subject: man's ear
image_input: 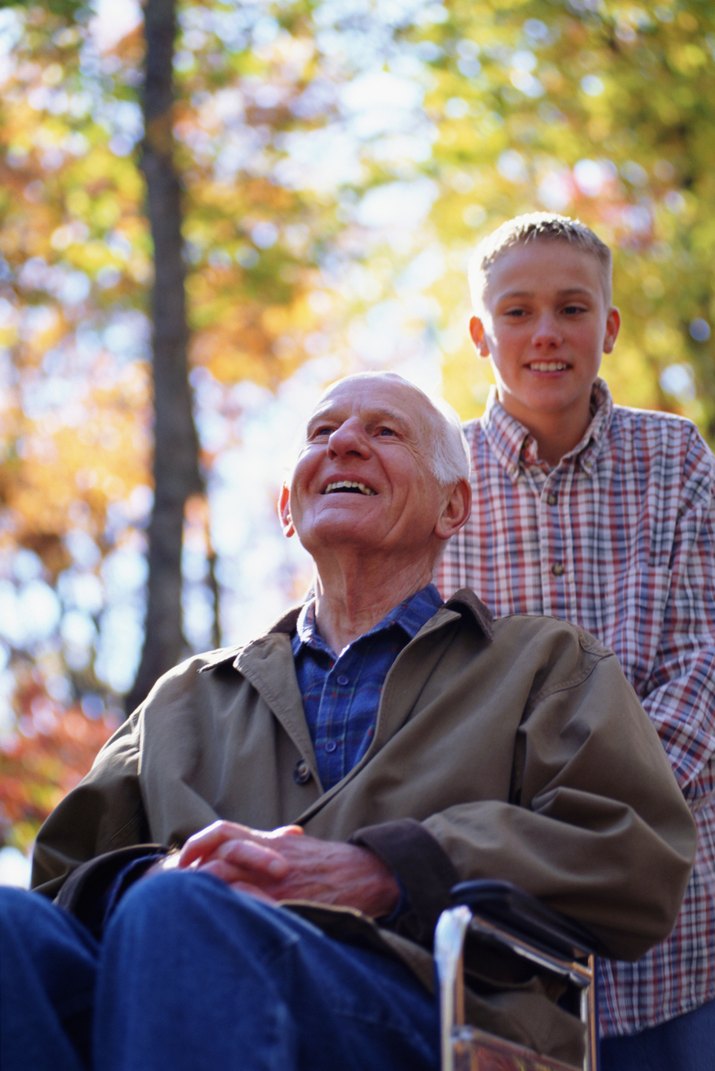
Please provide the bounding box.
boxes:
[435,479,472,542]
[603,306,621,354]
[278,483,295,538]
[469,315,491,358]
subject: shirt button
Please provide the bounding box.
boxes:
[551,562,565,577]
[546,492,557,505]
[336,674,349,686]
[293,759,312,785]
[324,741,337,753]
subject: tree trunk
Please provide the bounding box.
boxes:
[126,0,203,713]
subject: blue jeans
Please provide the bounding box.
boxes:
[0,872,440,1071]
[600,998,715,1071]
[0,885,97,1071]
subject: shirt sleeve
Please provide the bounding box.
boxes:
[639,427,715,795]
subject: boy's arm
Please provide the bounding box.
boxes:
[638,429,715,795]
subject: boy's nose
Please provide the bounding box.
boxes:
[532,312,563,346]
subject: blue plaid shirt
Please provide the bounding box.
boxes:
[292,584,443,790]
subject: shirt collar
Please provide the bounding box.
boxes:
[293,583,444,658]
[482,377,613,479]
[199,584,493,674]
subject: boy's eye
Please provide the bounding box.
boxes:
[503,307,527,318]
[563,304,587,316]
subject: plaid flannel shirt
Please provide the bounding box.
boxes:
[435,378,715,1036]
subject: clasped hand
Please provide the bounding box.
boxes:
[154,820,400,919]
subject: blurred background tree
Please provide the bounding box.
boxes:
[1,0,714,858]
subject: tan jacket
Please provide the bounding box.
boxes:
[32,591,694,1060]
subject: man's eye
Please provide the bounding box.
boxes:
[376,426,397,437]
[309,425,334,440]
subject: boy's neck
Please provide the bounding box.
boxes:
[502,396,595,467]
[533,425,582,467]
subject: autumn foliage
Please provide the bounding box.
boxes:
[0,670,117,855]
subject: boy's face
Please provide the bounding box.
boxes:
[470,240,620,436]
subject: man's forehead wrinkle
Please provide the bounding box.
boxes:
[308,401,412,431]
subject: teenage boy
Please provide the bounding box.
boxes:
[435,212,715,1071]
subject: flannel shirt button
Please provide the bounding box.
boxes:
[546,492,557,505]
[551,562,565,577]
[293,759,312,785]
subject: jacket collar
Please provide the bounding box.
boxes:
[441,587,494,640]
[199,587,494,674]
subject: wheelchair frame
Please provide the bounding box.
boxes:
[435,881,599,1071]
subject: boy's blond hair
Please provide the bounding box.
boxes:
[468,212,613,313]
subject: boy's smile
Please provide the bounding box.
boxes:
[470,240,620,462]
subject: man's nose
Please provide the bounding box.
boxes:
[328,418,371,456]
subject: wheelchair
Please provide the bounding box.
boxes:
[435,881,600,1071]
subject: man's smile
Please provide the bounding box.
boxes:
[322,480,377,496]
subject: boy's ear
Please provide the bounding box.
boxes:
[278,483,295,538]
[469,316,491,358]
[603,306,621,354]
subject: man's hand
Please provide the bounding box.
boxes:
[169,820,400,919]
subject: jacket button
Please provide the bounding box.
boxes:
[552,562,565,577]
[293,759,312,785]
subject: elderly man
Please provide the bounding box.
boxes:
[0,373,694,1071]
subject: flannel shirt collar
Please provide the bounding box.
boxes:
[292,583,444,659]
[482,377,614,481]
[198,586,493,674]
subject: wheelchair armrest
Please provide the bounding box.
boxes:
[449,879,603,960]
[437,883,602,1071]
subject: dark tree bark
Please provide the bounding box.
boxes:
[125,0,203,713]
